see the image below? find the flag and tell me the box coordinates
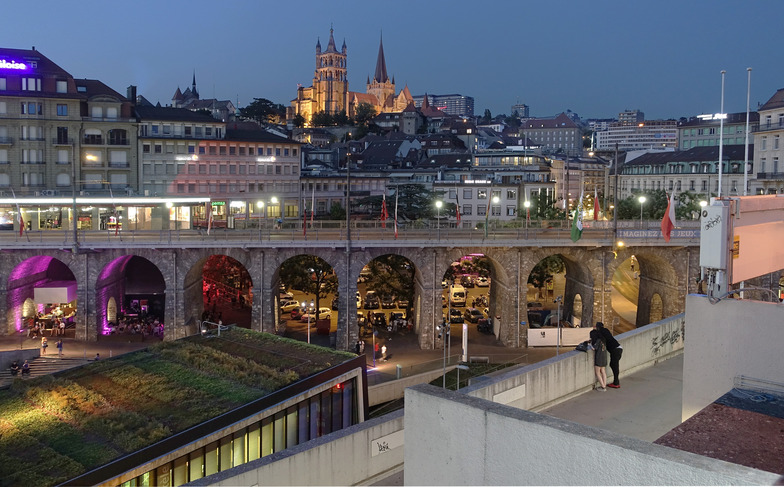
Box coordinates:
[206,203,213,235]
[455,187,461,226]
[394,191,399,239]
[570,190,584,242]
[303,197,307,236]
[593,188,600,221]
[114,209,119,236]
[380,193,388,228]
[484,186,493,238]
[310,185,315,224]
[661,192,676,242]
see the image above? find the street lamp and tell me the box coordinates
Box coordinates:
[638,195,646,228]
[437,318,450,388]
[523,200,531,238]
[301,299,314,344]
[435,200,443,241]
[484,195,500,238]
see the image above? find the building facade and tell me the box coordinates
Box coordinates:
[518,113,582,155]
[751,88,784,195]
[678,112,758,150]
[595,120,678,151]
[412,93,475,117]
[0,47,137,231]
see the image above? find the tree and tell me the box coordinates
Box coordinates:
[310,111,334,127]
[241,98,285,124]
[362,255,415,308]
[329,202,346,220]
[292,114,306,128]
[354,102,377,126]
[616,189,669,220]
[481,109,492,124]
[527,256,566,297]
[529,191,566,220]
[333,110,350,126]
[279,255,338,316]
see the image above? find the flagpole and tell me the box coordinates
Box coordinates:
[744,67,752,196]
[718,70,726,199]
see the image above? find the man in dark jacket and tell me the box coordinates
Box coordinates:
[596,322,623,388]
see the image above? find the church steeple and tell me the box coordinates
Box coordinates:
[191,70,198,98]
[326,27,338,53]
[373,33,389,83]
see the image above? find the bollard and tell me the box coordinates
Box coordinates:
[396,364,402,379]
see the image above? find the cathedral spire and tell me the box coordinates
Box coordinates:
[326,26,337,53]
[192,70,198,98]
[373,33,389,83]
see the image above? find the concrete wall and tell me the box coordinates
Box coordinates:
[462,314,685,412]
[0,348,40,371]
[404,384,778,486]
[683,294,784,421]
[368,366,456,407]
[189,411,405,487]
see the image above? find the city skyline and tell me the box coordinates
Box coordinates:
[4,0,784,121]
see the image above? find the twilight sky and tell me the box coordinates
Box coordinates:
[5,0,783,120]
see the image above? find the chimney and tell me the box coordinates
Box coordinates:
[127,85,137,104]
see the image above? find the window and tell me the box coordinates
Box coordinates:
[22,77,41,91]
[151,125,159,134]
[506,206,516,216]
[229,146,236,155]
[775,136,780,150]
[56,80,67,93]
[91,106,102,118]
[205,127,212,136]
[143,144,150,154]
[507,189,516,200]
[185,126,192,136]
[0,77,5,90]
[477,190,487,199]
[477,205,487,216]
[0,101,5,114]
[276,148,281,156]
[463,189,472,200]
[462,204,472,215]
[154,144,162,154]
[762,137,767,150]
[57,104,68,116]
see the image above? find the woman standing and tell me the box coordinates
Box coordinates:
[590,329,607,391]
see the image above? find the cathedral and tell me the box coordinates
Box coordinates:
[288,28,413,126]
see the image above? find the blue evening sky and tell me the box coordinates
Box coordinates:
[4,0,782,120]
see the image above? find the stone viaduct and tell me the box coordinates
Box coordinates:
[0,235,703,352]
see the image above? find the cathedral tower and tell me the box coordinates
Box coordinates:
[313,28,349,115]
[366,34,395,111]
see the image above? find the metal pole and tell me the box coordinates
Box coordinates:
[718,70,726,198]
[613,143,619,245]
[744,67,752,196]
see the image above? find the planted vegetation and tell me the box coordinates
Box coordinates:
[0,328,353,487]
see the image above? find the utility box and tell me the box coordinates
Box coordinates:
[699,203,730,270]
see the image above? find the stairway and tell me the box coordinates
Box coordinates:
[0,356,91,388]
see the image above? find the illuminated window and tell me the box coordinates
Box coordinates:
[57,104,67,116]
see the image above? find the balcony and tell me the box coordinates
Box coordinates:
[0,136,13,145]
[20,160,46,165]
[83,136,104,145]
[52,137,74,145]
[752,122,784,133]
[755,172,784,180]
[108,139,130,146]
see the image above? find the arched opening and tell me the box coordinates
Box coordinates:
[526,255,566,328]
[439,253,499,351]
[357,254,416,343]
[277,254,338,346]
[609,255,640,331]
[202,255,253,329]
[649,293,663,323]
[97,255,165,338]
[7,256,77,337]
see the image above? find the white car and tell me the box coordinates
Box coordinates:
[476,276,490,287]
[280,301,299,313]
[356,291,362,308]
[280,291,294,301]
[301,307,331,321]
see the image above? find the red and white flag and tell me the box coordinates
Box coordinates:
[310,185,315,225]
[393,191,399,239]
[660,192,676,242]
[381,193,389,228]
[303,197,307,236]
[593,188,600,221]
[11,188,24,237]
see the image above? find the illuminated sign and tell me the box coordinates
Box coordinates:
[0,59,28,70]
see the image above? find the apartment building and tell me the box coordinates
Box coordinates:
[595,120,678,150]
[0,47,136,230]
[751,88,784,194]
[678,112,758,150]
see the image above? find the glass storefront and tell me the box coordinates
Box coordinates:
[119,378,358,487]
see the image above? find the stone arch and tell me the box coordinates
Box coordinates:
[5,255,77,336]
[572,294,584,326]
[521,247,599,337]
[107,297,117,323]
[614,248,682,327]
[95,254,166,337]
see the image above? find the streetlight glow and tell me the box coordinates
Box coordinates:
[638,195,646,227]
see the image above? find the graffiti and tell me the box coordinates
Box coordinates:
[376,441,391,453]
[703,215,721,231]
[650,326,684,355]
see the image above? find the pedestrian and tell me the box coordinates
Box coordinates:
[56,339,63,358]
[94,353,100,361]
[41,336,48,355]
[596,322,623,388]
[355,340,361,355]
[21,360,30,375]
[58,319,65,336]
[590,329,607,391]
[374,341,379,360]
[359,340,365,354]
[381,344,387,361]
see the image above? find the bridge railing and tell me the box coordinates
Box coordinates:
[0,220,701,249]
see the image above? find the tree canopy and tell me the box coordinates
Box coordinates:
[240,98,286,124]
[361,255,415,307]
[279,255,338,314]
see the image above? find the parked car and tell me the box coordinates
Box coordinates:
[448,308,464,324]
[301,307,331,321]
[441,279,449,288]
[464,307,485,323]
[279,291,294,301]
[331,296,340,310]
[381,295,396,309]
[356,291,362,308]
[358,270,371,283]
[396,297,410,309]
[364,291,380,309]
[527,301,544,310]
[290,307,305,320]
[477,317,493,334]
[476,276,490,287]
[280,301,299,313]
[461,275,475,288]
[369,311,387,328]
[390,311,407,322]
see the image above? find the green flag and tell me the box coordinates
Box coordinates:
[570,191,584,242]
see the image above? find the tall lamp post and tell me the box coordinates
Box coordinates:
[638,195,646,228]
[435,200,443,241]
[301,299,314,344]
[524,200,531,238]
